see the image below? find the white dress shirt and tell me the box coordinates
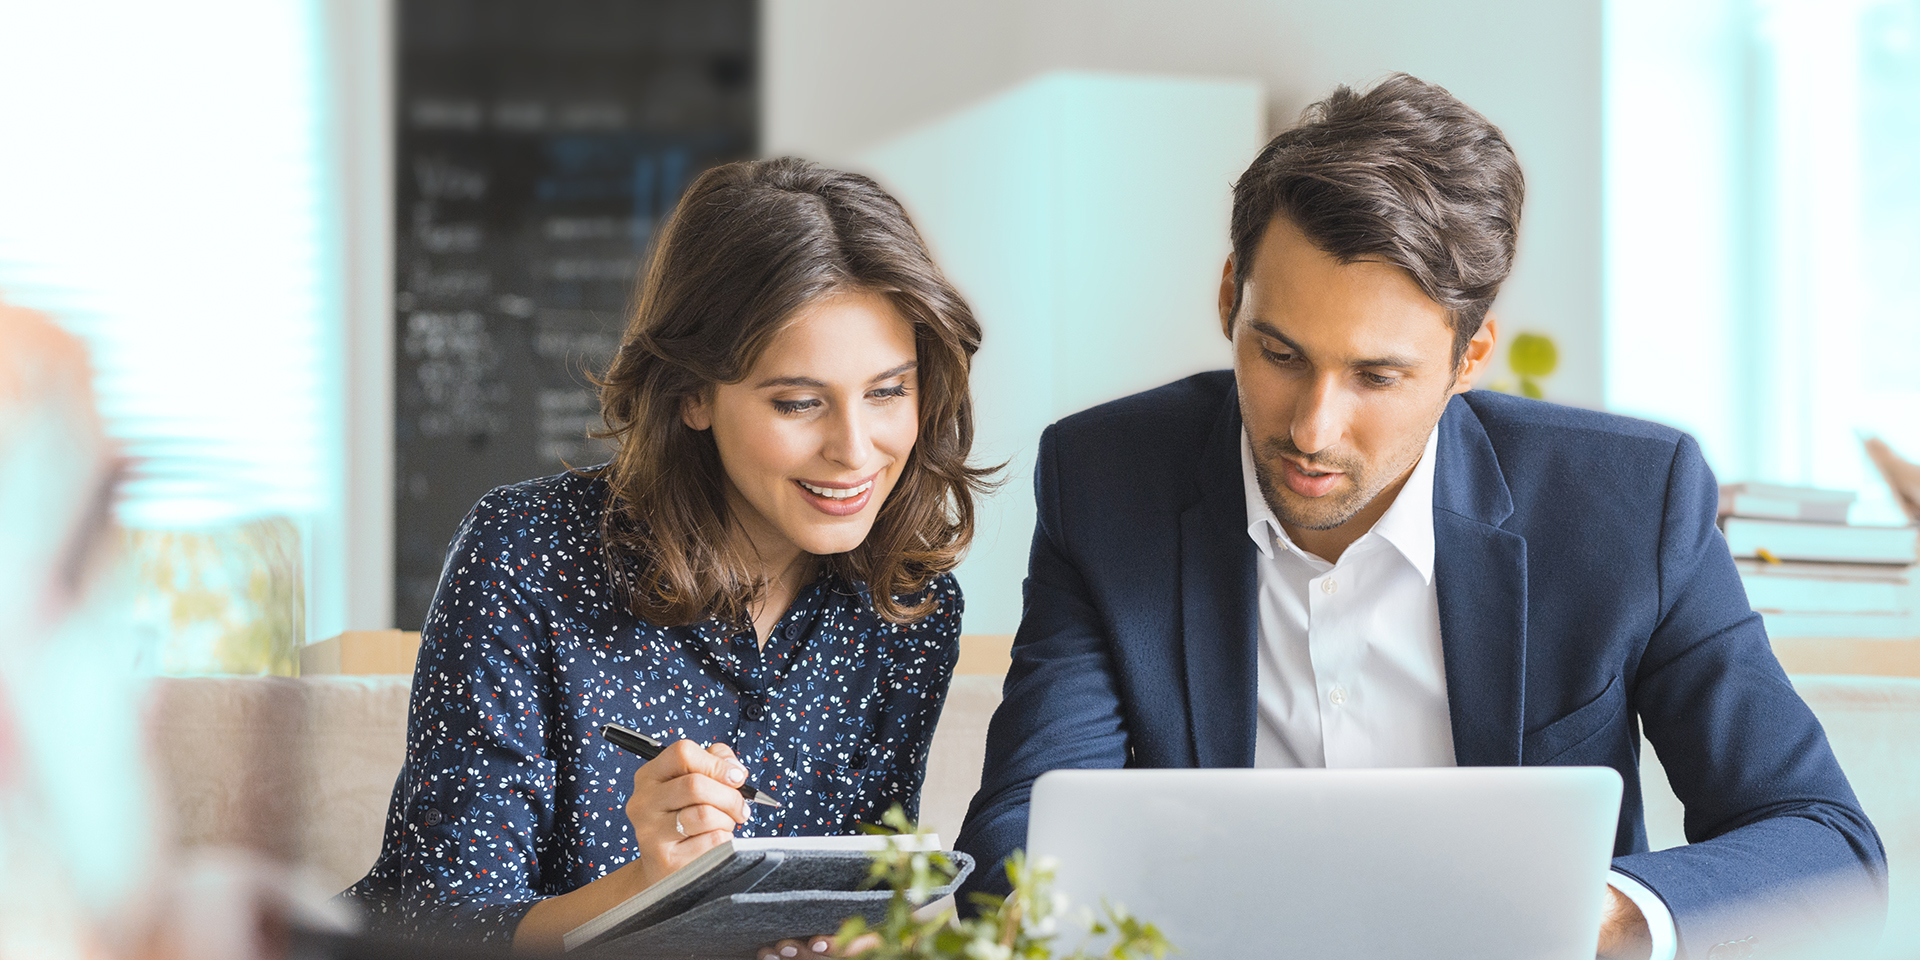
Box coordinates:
[1241,426,1677,960]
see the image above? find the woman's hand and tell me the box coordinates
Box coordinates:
[756,933,879,959]
[514,738,753,951]
[626,739,755,890]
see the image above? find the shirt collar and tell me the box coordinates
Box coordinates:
[1239,423,1439,583]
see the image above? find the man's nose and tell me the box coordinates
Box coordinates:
[1289,374,1349,456]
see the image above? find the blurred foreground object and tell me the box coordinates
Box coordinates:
[0,297,161,956]
[1866,437,1920,524]
[0,298,350,958]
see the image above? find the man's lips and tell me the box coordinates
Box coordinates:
[1279,456,1345,498]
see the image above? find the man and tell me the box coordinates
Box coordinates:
[954,75,1884,960]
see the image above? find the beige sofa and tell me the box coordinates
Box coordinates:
[150,667,1920,957]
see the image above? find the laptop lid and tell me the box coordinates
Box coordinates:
[1027,767,1623,960]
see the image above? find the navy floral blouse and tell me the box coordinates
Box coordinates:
[342,470,962,943]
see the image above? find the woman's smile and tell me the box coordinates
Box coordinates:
[795,474,878,516]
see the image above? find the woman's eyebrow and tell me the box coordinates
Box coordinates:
[755,375,825,389]
[754,360,917,390]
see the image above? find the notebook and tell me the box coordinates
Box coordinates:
[1720,516,1918,565]
[563,834,970,957]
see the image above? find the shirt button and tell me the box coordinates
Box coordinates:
[1321,578,1339,595]
[1328,685,1348,706]
[744,701,767,721]
[784,623,800,640]
[423,807,443,826]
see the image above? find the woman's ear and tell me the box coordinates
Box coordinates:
[680,391,713,431]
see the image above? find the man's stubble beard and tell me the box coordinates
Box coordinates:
[1249,403,1448,534]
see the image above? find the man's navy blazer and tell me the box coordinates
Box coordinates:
[955,371,1885,955]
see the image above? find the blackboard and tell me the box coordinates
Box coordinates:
[394,0,756,629]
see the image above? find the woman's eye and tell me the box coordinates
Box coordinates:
[772,398,819,414]
[870,384,910,401]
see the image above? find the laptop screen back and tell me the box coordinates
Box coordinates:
[1027,767,1622,960]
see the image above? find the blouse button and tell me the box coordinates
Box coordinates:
[423,807,443,826]
[742,690,768,721]
[784,623,801,640]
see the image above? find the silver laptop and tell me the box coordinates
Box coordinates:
[1027,767,1623,960]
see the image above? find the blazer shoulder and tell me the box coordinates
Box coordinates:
[1454,391,1713,537]
[1047,370,1233,471]
[1459,390,1690,461]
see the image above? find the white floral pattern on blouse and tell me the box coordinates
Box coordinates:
[342,470,961,943]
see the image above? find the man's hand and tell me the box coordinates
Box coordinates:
[1598,884,1653,960]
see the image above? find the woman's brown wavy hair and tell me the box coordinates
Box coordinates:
[590,157,994,627]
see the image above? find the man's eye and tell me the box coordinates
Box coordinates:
[1260,347,1298,365]
[1361,372,1398,387]
[772,398,819,414]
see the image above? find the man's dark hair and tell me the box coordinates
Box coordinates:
[1228,73,1525,365]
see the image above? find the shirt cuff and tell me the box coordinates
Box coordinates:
[1609,869,1678,960]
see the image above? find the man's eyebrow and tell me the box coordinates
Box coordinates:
[1247,319,1421,369]
[753,361,917,390]
[1248,321,1304,355]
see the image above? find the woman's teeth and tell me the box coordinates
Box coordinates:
[800,480,872,500]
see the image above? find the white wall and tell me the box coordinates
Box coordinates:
[858,72,1265,635]
[766,0,1605,631]
[765,0,1604,408]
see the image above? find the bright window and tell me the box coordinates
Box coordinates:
[0,1,338,672]
[1607,0,1920,525]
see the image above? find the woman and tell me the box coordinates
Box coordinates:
[345,158,993,951]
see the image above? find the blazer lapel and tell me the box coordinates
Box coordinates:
[1432,395,1529,767]
[1180,390,1260,769]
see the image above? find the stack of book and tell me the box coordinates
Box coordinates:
[1719,483,1920,639]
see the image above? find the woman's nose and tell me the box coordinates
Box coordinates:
[821,406,872,468]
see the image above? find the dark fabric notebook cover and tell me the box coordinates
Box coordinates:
[575,850,975,960]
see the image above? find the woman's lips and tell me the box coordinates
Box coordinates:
[794,476,876,517]
[1280,457,1344,498]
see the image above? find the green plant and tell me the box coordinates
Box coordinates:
[1507,332,1559,399]
[836,807,1173,960]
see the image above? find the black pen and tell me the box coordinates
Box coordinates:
[601,722,782,809]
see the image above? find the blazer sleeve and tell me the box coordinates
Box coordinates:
[1612,433,1887,957]
[954,424,1133,905]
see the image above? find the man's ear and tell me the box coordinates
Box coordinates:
[1449,311,1499,395]
[680,391,714,431]
[1217,255,1237,340]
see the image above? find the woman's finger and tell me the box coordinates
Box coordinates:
[669,802,737,838]
[835,932,880,956]
[640,738,749,789]
[656,769,752,824]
